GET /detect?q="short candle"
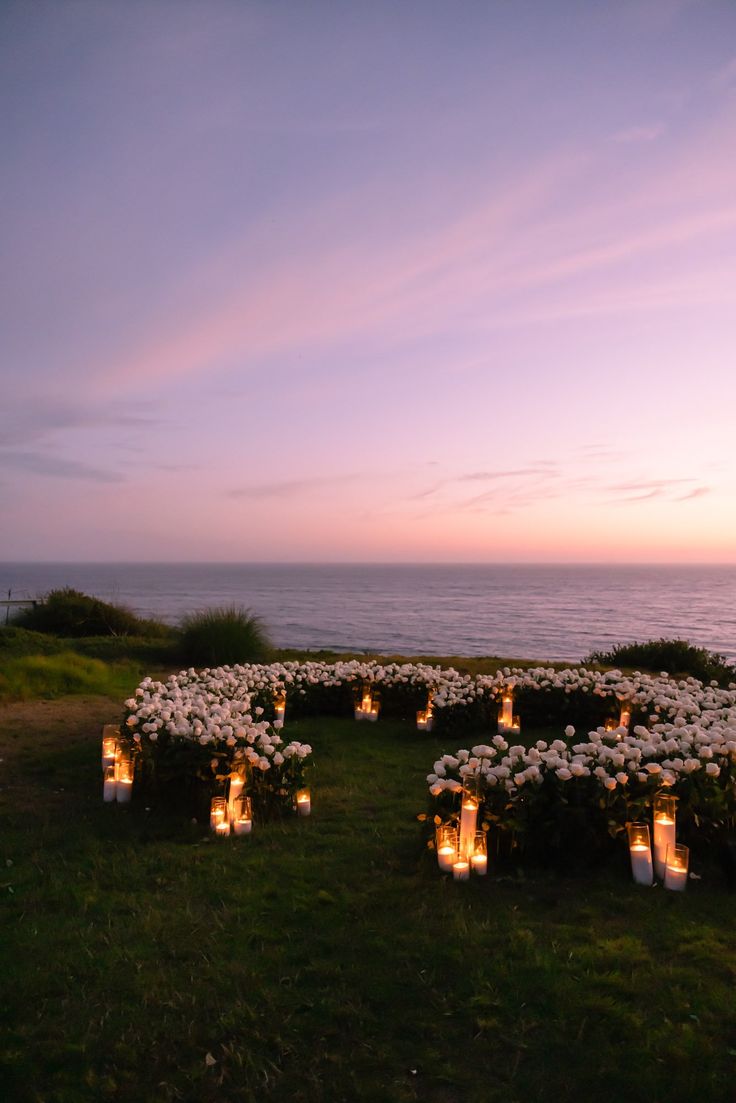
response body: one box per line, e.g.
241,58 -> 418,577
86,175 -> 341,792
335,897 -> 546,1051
452,859 -> 470,882
437,845 -> 456,873
233,818 -> 252,835
471,852 -> 488,876
296,790 -> 311,816
115,778 -> 133,803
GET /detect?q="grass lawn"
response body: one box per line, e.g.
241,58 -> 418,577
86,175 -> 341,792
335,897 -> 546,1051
1,697 -> 735,1103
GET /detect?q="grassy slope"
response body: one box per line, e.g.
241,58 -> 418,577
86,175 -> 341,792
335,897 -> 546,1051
1,700 -> 735,1103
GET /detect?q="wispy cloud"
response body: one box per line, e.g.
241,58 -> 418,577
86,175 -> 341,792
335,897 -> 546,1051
229,474 -> 361,499
0,450 -> 124,483
676,486 -> 710,501
611,124 -> 664,144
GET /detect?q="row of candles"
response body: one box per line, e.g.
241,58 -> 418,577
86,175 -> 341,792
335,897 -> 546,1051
273,687 -> 631,736
627,792 -> 689,891
209,781 -> 312,837
101,727 -> 134,803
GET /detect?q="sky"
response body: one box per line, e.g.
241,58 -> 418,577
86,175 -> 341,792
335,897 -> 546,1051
1,0 -> 735,564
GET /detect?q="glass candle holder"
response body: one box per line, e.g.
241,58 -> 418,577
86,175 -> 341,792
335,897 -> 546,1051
458,793 -> 479,860
436,825 -> 458,872
115,752 -> 134,803
274,694 -> 286,729
295,787 -> 311,816
470,832 -> 488,876
626,821 -> 653,886
103,764 -> 116,803
664,844 -> 689,892
233,794 -> 253,835
210,796 -> 228,833
452,858 -> 470,882
653,792 -> 678,880
618,705 -> 631,729
101,728 -> 119,770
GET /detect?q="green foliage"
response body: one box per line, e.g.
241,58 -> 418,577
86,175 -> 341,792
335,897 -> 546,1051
0,624 -> 175,667
0,652 -> 141,701
585,637 -> 735,685
13,587 -> 169,639
178,605 -> 272,666
0,625 -> 66,657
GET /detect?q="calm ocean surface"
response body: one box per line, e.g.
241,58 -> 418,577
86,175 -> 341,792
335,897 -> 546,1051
1,563 -> 735,663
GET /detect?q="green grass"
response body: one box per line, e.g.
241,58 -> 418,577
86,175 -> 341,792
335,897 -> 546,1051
1,702 -> 735,1102
0,652 -> 143,702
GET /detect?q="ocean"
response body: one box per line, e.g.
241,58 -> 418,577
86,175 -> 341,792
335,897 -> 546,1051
1,563 -> 734,663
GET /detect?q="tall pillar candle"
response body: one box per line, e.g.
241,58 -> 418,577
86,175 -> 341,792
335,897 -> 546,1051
458,795 -> 479,860
652,794 -> 677,881
626,822 -> 653,886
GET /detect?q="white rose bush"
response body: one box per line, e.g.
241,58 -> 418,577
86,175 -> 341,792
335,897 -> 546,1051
120,660 -> 736,863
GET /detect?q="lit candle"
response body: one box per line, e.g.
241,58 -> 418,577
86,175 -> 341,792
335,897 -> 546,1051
232,794 -> 252,835
228,774 -> 244,822
653,815 -> 675,880
499,694 -> 514,731
368,708 -> 379,723
103,765 -> 116,803
458,796 -> 479,860
437,844 -> 456,872
274,697 -> 286,729
115,755 -> 133,803
626,822 -> 653,886
664,844 -> 689,892
471,852 -> 488,876
652,793 -> 677,880
115,777 -> 133,804
210,796 -> 228,832
452,859 -> 470,882
215,821 -> 230,837
296,788 -> 311,816
471,831 -> 488,875
101,731 -> 118,770
233,817 -> 252,835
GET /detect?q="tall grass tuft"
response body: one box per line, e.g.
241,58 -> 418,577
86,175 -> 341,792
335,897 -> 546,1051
179,605 -> 271,667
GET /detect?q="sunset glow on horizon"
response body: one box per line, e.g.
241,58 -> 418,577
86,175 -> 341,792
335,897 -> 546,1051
2,0 -> 736,563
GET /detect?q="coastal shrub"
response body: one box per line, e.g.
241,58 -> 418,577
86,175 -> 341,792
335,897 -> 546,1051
178,606 -> 271,666
585,637 -> 734,685
14,587 -> 168,639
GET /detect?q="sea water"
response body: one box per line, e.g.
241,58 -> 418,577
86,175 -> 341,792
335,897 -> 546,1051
1,562 -> 734,663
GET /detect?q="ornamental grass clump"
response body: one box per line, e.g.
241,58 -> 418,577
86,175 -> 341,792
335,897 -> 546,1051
179,605 -> 271,667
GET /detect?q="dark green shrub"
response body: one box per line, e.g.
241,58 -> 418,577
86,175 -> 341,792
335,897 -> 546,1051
178,606 -> 271,667
585,637 -> 734,685
13,588 -> 168,639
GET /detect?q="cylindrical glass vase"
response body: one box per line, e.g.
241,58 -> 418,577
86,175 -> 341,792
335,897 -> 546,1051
626,822 -> 653,886
664,843 -> 689,892
436,825 -> 458,873
652,793 -> 677,880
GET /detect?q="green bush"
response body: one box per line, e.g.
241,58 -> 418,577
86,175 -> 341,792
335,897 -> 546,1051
585,637 -> 734,685
179,606 -> 271,667
13,587 -> 168,639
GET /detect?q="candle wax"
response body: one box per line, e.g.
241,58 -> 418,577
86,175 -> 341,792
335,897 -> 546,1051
471,853 -> 488,876
437,845 -> 456,872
